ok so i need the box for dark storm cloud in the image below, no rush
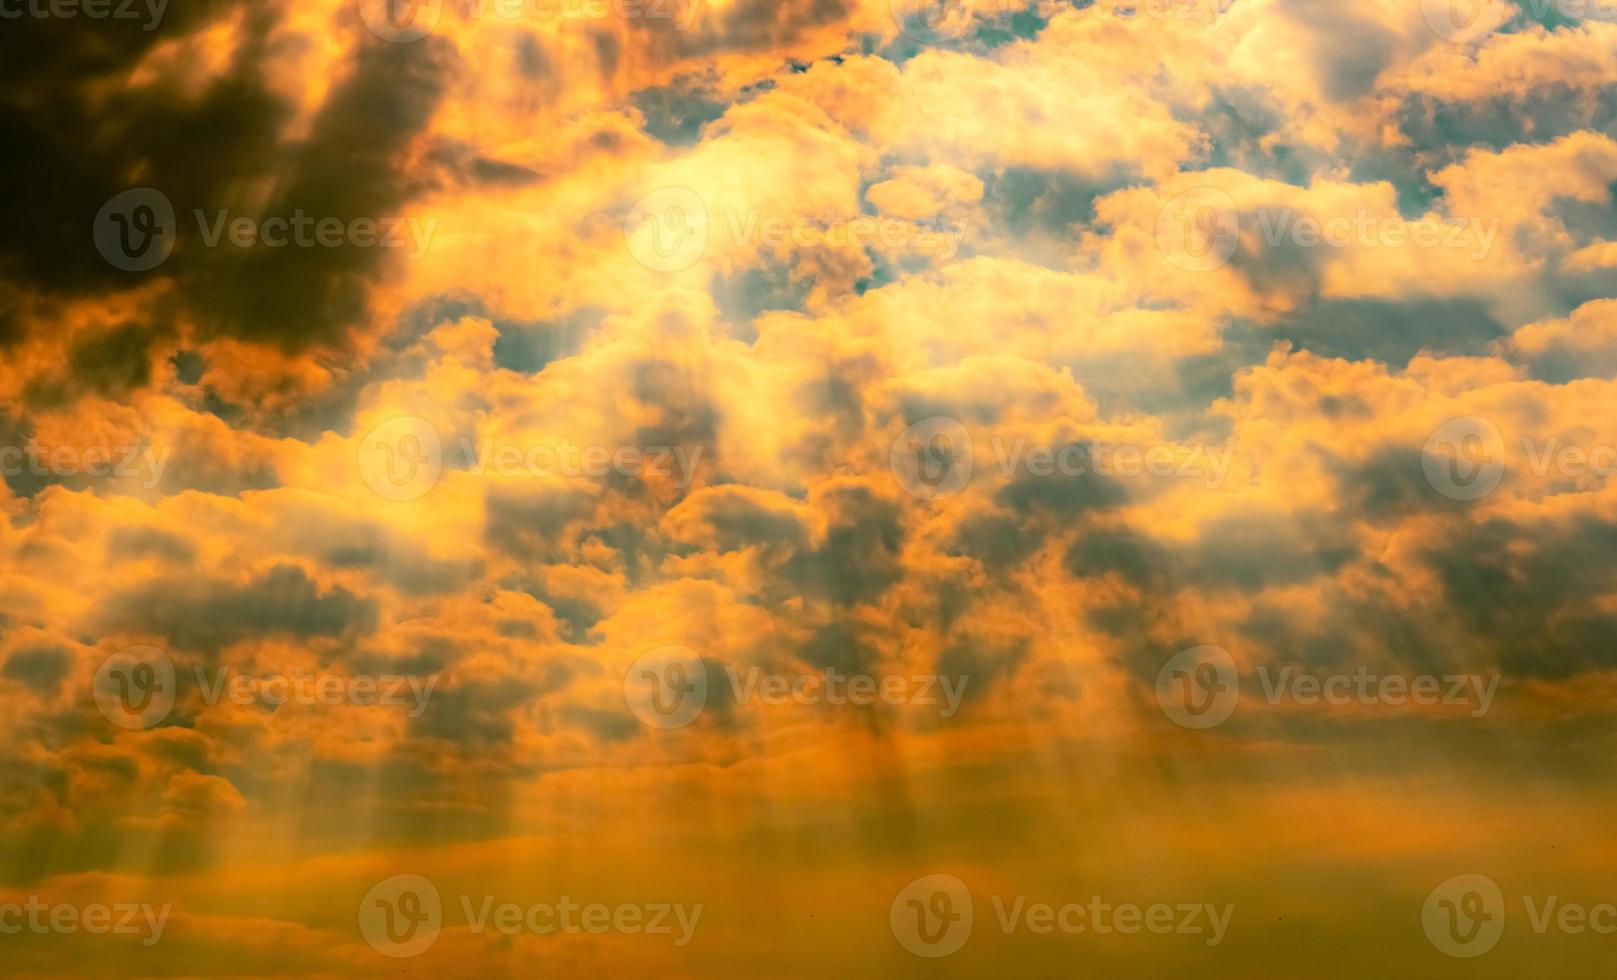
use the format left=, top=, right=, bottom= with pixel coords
left=948, top=512, right=1040, bottom=571
left=502, top=574, right=604, bottom=644
left=1065, top=522, right=1171, bottom=590
left=679, top=492, right=813, bottom=554
left=484, top=484, right=601, bottom=560
left=1063, top=507, right=1353, bottom=594
left=1424, top=513, right=1617, bottom=679
left=1259, top=298, right=1510, bottom=364
left=782, top=485, right=904, bottom=605
left=181, top=36, right=454, bottom=349
left=1395, top=85, right=1617, bottom=169
left=2, top=644, right=71, bottom=694
left=323, top=539, right=484, bottom=597
left=1332, top=446, right=1485, bottom=521
left=491, top=308, right=604, bottom=373
left=0, top=0, right=279, bottom=296
left=104, top=564, right=378, bottom=653
left=0, top=4, right=457, bottom=407
left=632, top=83, right=728, bottom=146
left=107, top=526, right=198, bottom=563
left=1181, top=507, right=1355, bottom=590
left=797, top=621, right=876, bottom=674
left=993, top=447, right=1128, bottom=517
left=934, top=635, right=1027, bottom=704
left=981, top=166, right=1127, bottom=235
left=410, top=677, right=540, bottom=746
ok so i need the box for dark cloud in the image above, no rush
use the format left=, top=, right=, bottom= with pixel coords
left=105, top=564, right=378, bottom=653
left=1258, top=298, right=1509, bottom=364
left=782, top=485, right=904, bottom=605
left=935, top=635, right=1027, bottom=704
left=484, top=484, right=601, bottom=560
left=2, top=644, right=71, bottom=694
left=1424, top=514, right=1617, bottom=678
left=411, top=678, right=538, bottom=746
left=1396, top=86, right=1617, bottom=169
left=632, top=83, right=727, bottom=145
left=107, top=526, right=197, bottom=563
left=491, top=308, right=603, bottom=373
left=993, top=445, right=1128, bottom=517
left=181, top=37, right=454, bottom=349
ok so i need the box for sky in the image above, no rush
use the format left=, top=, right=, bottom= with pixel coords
left=3, top=0, right=1617, bottom=975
